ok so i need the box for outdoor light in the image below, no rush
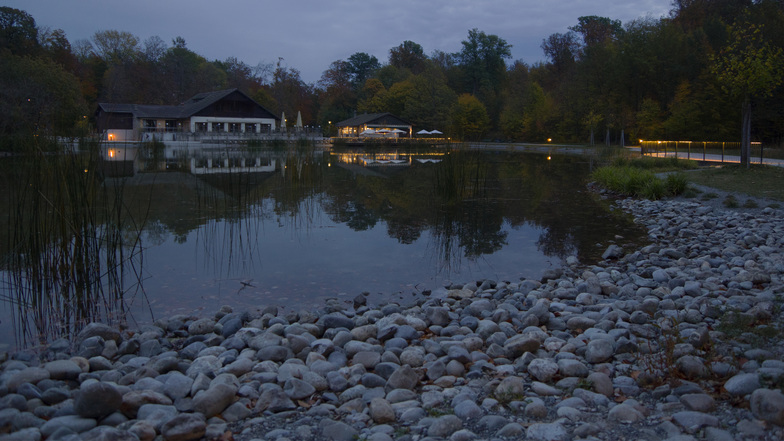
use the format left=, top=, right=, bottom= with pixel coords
left=547, top=156, right=551, bottom=160
left=108, top=134, right=114, bottom=141
left=108, top=150, right=114, bottom=158
left=547, top=138, right=552, bottom=142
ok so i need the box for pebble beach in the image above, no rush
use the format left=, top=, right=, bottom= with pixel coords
left=1, top=193, right=783, bottom=441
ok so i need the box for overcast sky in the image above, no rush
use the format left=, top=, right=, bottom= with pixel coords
left=7, top=0, right=673, bottom=84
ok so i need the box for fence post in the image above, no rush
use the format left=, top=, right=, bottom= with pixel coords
left=760, top=143, right=764, bottom=164
left=722, top=142, right=725, bottom=163
left=703, top=142, right=705, bottom=161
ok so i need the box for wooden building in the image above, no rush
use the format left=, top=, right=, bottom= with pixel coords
left=95, top=89, right=279, bottom=142
left=335, top=113, right=412, bottom=138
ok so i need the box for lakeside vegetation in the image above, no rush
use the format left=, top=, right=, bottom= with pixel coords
left=591, top=156, right=693, bottom=199
left=1, top=2, right=783, bottom=149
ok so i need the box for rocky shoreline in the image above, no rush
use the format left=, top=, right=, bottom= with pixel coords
left=1, top=196, right=783, bottom=441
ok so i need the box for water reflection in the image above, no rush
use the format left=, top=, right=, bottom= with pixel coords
left=0, top=144, right=648, bottom=349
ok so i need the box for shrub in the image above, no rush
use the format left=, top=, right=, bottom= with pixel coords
left=640, top=177, right=667, bottom=200
left=723, top=195, right=739, bottom=208
left=665, top=173, right=688, bottom=196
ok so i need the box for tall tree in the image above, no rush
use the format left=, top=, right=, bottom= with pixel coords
left=346, top=52, right=380, bottom=90
left=91, top=30, right=139, bottom=65
left=389, top=40, right=426, bottom=74
left=456, top=29, right=512, bottom=95
left=0, top=7, right=39, bottom=56
left=541, top=32, right=579, bottom=77
left=711, top=21, right=784, bottom=166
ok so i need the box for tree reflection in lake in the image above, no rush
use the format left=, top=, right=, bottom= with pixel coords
left=0, top=144, right=649, bottom=349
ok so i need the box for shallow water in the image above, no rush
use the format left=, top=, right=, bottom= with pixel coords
left=0, top=147, right=648, bottom=350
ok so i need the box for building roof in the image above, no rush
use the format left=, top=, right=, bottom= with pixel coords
left=97, top=89, right=278, bottom=120
left=336, top=113, right=412, bottom=127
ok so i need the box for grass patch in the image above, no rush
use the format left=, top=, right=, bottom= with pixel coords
left=685, top=164, right=784, bottom=201
left=723, top=195, right=739, bottom=208
left=613, top=155, right=697, bottom=171
left=743, top=199, right=759, bottom=209
left=701, top=192, right=719, bottom=200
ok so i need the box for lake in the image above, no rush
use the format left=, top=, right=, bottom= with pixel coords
left=0, top=145, right=647, bottom=350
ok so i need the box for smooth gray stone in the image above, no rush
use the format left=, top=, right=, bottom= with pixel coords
left=74, top=381, right=121, bottom=420
left=40, top=415, right=97, bottom=437
left=427, top=414, right=462, bottom=438
left=159, top=413, right=206, bottom=441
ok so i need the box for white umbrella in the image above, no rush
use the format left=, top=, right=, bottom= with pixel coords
left=360, top=129, right=376, bottom=135
left=280, top=112, right=286, bottom=129
left=295, top=111, right=303, bottom=129
left=430, top=129, right=443, bottom=135
left=376, top=129, right=390, bottom=134
left=416, top=129, right=431, bottom=135
left=390, top=129, right=406, bottom=133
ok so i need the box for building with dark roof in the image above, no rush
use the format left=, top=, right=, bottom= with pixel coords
left=335, top=113, right=412, bottom=138
left=95, top=89, right=279, bottom=142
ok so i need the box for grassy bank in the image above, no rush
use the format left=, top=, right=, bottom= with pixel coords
left=591, top=156, right=695, bottom=199
left=684, top=164, right=784, bottom=202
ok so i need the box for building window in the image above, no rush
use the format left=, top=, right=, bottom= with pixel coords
left=229, top=123, right=241, bottom=133
left=212, top=122, right=224, bottom=132
left=165, top=120, right=177, bottom=131
left=245, top=123, right=256, bottom=133
left=196, top=122, right=208, bottom=132
left=144, top=119, right=157, bottom=131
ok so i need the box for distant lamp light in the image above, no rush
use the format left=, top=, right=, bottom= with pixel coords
left=108, top=133, right=114, bottom=141
left=547, top=156, right=551, bottom=161
left=547, top=138, right=552, bottom=142
left=108, top=150, right=115, bottom=158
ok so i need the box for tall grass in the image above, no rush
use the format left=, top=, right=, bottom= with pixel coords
left=592, top=166, right=689, bottom=200
left=1, top=138, right=146, bottom=348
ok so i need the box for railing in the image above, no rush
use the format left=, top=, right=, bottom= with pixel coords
left=640, top=140, right=784, bottom=165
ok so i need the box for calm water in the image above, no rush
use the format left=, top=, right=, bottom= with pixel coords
left=0, top=146, right=648, bottom=350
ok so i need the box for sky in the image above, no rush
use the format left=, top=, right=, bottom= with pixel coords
left=6, top=0, right=673, bottom=84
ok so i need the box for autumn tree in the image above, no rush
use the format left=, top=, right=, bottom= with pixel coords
left=452, top=94, right=489, bottom=141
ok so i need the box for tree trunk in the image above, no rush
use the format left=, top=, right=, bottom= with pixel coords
left=741, top=96, right=751, bottom=168
left=620, top=128, right=625, bottom=148
left=590, top=128, right=594, bottom=146
left=605, top=128, right=610, bottom=146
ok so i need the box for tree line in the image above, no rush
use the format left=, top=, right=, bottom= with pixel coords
left=1, top=1, right=783, bottom=155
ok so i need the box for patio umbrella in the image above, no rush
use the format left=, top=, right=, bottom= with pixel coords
left=390, top=129, right=406, bottom=134
left=360, top=129, right=376, bottom=135
left=416, top=129, right=431, bottom=135
left=295, top=111, right=303, bottom=129
left=280, top=112, right=286, bottom=129
left=430, top=129, right=443, bottom=135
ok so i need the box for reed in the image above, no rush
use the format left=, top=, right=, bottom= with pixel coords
left=1, top=137, right=146, bottom=348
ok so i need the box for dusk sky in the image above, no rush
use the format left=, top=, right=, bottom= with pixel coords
left=6, top=0, right=673, bottom=84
